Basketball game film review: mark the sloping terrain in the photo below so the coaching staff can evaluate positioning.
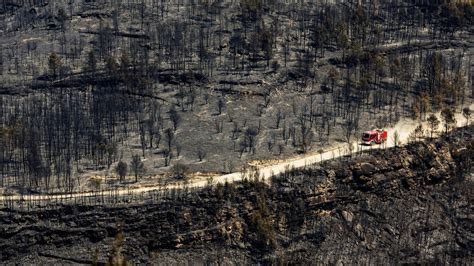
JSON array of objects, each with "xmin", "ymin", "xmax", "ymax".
[
  {"xmin": 0, "ymin": 2, "xmax": 473, "ymax": 265},
  {"xmin": 1, "ymin": 1, "xmax": 473, "ymax": 194},
  {"xmin": 1, "ymin": 126, "xmax": 472, "ymax": 264},
  {"xmin": 0, "ymin": 106, "xmax": 471, "ymax": 203}
]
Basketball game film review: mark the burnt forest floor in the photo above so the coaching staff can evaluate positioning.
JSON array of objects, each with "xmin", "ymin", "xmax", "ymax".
[{"xmin": 0, "ymin": 126, "xmax": 472, "ymax": 265}]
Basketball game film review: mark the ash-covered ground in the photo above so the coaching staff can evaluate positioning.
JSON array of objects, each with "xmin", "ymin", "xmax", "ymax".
[
  {"xmin": 1, "ymin": 1, "xmax": 473, "ymax": 193},
  {"xmin": 1, "ymin": 126, "xmax": 472, "ymax": 265}
]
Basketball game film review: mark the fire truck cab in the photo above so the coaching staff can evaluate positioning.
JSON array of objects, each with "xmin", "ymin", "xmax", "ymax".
[{"xmin": 361, "ymin": 129, "xmax": 387, "ymax": 145}]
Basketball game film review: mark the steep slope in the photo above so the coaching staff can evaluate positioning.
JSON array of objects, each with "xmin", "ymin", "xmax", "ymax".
[{"xmin": 0, "ymin": 126, "xmax": 472, "ymax": 264}]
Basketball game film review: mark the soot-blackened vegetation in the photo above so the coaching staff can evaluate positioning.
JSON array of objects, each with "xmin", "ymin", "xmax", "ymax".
[
  {"xmin": 0, "ymin": 0, "xmax": 473, "ymax": 192},
  {"xmin": 0, "ymin": 127, "xmax": 473, "ymax": 264}
]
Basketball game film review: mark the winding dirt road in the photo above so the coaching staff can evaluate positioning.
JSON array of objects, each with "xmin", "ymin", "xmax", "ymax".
[{"xmin": 1, "ymin": 105, "xmax": 472, "ymax": 202}]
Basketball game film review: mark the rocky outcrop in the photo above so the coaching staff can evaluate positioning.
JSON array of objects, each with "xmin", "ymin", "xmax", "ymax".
[{"xmin": 0, "ymin": 127, "xmax": 472, "ymax": 264}]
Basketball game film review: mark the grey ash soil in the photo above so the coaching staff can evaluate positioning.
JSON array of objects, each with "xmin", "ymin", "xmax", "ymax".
[
  {"xmin": 0, "ymin": 1, "xmax": 473, "ymax": 262},
  {"xmin": 1, "ymin": 127, "xmax": 472, "ymax": 264},
  {"xmin": 1, "ymin": 1, "xmax": 473, "ymax": 193}
]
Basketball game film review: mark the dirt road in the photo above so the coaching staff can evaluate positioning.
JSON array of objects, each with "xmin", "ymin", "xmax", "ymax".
[{"xmin": 1, "ymin": 105, "xmax": 472, "ymax": 202}]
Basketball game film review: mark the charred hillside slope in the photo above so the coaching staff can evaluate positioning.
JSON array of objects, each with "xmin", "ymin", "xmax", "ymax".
[
  {"xmin": 1, "ymin": 0, "xmax": 473, "ymax": 192},
  {"xmin": 0, "ymin": 126, "xmax": 473, "ymax": 265}
]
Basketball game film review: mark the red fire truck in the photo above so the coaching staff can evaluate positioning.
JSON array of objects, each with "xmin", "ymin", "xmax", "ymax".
[{"xmin": 361, "ymin": 129, "xmax": 387, "ymax": 145}]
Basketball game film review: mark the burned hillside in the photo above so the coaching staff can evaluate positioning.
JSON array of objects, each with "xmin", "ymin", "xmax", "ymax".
[
  {"xmin": 1, "ymin": 0, "xmax": 473, "ymax": 193},
  {"xmin": 0, "ymin": 126, "xmax": 472, "ymax": 264}
]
